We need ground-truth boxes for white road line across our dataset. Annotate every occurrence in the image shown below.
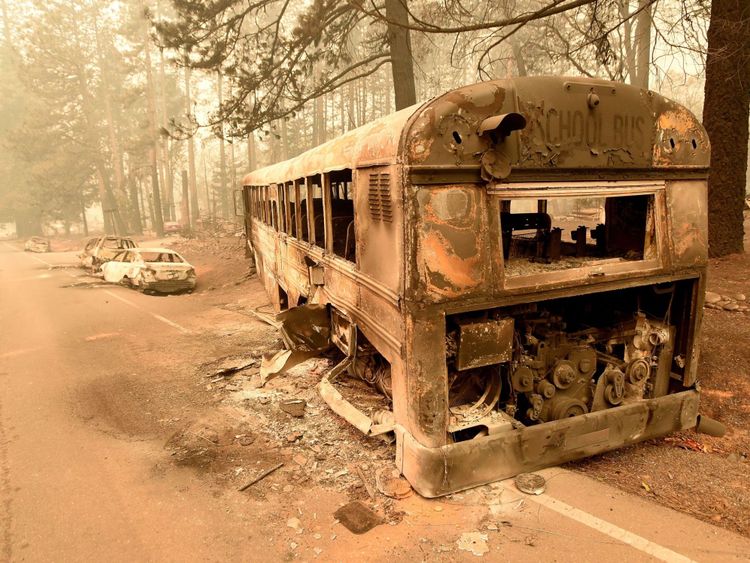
[0,347,42,360]
[103,290,191,334]
[530,494,696,563]
[151,313,192,334]
[26,254,55,268]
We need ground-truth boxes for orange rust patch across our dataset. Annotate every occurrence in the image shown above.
[420,230,482,293]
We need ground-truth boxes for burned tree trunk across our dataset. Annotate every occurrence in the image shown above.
[143,14,164,237]
[247,132,256,172]
[385,0,416,110]
[217,71,229,219]
[702,0,750,256]
[158,47,175,223]
[184,54,199,227]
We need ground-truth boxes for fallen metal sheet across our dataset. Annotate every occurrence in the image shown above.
[211,356,259,377]
[317,357,395,437]
[276,304,331,352]
[259,349,317,386]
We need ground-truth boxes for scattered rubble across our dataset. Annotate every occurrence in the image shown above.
[176,347,397,516]
[456,532,489,557]
[374,467,413,499]
[704,291,750,313]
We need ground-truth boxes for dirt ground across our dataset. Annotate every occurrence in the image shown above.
[34,224,750,543]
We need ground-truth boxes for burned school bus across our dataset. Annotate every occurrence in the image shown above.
[241,76,716,497]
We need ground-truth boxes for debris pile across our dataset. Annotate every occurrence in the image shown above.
[704,291,749,313]
[181,349,407,523]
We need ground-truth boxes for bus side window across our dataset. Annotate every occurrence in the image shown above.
[298,179,309,242]
[310,174,324,250]
[287,182,296,237]
[329,169,355,262]
[262,186,269,225]
[258,186,266,223]
[276,184,286,233]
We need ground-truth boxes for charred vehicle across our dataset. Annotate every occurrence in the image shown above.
[24,236,50,253]
[79,235,137,272]
[240,76,716,497]
[101,247,196,294]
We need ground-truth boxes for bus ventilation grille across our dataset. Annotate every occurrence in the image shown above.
[368,173,392,223]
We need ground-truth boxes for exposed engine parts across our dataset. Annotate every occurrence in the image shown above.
[515,313,672,424]
[445,302,676,439]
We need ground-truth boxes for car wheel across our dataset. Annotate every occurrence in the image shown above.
[135,273,148,293]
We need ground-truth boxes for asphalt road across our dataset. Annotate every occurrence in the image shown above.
[0,243,253,561]
[1,241,749,562]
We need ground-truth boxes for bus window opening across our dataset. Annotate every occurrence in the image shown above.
[329,169,355,262]
[500,193,656,276]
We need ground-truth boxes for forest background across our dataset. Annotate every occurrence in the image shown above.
[0,0,747,256]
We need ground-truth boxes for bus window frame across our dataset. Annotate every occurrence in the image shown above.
[306,175,317,247]
[283,181,293,236]
[261,186,267,224]
[293,180,302,239]
[250,187,256,220]
[271,185,279,231]
[275,183,286,233]
[492,181,666,289]
[322,173,334,254]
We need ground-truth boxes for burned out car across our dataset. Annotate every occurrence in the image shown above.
[240,76,718,497]
[79,235,137,272]
[24,236,50,253]
[101,247,196,294]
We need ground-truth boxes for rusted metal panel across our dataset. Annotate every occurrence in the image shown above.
[404,313,449,448]
[397,390,699,497]
[666,180,709,267]
[411,185,490,302]
[354,165,403,295]
[653,103,711,168]
[456,318,514,371]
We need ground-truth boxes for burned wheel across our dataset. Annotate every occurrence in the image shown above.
[132,273,148,293]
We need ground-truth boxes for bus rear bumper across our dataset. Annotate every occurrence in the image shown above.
[395,390,699,498]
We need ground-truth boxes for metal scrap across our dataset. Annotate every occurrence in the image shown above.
[514,473,546,496]
[238,462,284,492]
[333,501,383,535]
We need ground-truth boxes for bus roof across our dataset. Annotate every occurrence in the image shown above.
[243,76,709,186]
